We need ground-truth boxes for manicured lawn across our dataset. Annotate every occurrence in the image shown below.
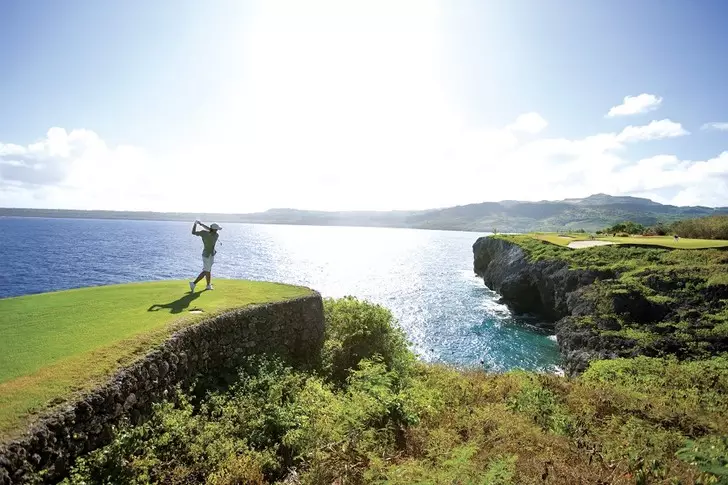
[0,279,312,439]
[531,233,589,247]
[529,233,728,249]
[595,235,728,249]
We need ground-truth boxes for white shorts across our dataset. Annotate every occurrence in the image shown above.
[202,255,215,272]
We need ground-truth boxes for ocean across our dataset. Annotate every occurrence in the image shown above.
[0,217,560,372]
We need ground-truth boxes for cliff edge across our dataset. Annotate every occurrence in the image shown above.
[473,235,728,375]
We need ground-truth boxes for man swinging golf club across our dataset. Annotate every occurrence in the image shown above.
[189,220,221,292]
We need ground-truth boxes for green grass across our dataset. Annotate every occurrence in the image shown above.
[531,233,588,246]
[596,235,728,249]
[0,279,312,439]
[530,232,728,249]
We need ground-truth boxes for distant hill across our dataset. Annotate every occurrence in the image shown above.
[2,194,728,232]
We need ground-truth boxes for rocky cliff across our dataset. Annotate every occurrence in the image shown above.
[472,237,604,323]
[472,236,667,375]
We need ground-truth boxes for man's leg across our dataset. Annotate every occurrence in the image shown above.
[193,272,206,284]
[203,255,214,289]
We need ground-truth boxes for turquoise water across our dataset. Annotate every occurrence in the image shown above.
[0,218,560,372]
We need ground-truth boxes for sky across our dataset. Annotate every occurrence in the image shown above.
[1,0,728,212]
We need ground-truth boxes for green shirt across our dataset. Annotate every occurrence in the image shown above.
[195,230,219,257]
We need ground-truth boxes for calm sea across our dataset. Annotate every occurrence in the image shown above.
[0,217,560,372]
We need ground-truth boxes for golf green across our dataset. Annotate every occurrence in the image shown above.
[0,279,312,438]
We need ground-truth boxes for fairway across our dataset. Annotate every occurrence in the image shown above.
[595,235,728,248]
[531,233,588,246]
[0,279,312,438]
[530,233,728,249]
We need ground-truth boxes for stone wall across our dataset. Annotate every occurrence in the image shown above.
[0,293,325,485]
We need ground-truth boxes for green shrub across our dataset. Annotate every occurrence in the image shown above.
[644,223,668,236]
[321,296,414,385]
[676,436,728,481]
[672,215,728,240]
[603,221,646,235]
[61,390,278,484]
[506,373,573,435]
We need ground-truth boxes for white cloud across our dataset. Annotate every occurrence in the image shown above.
[506,112,548,134]
[0,128,105,187]
[616,119,689,142]
[2,114,726,211]
[701,122,728,131]
[0,128,205,212]
[606,93,663,117]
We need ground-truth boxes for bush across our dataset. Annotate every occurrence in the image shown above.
[672,215,728,240]
[603,221,645,235]
[676,436,728,480]
[321,296,414,385]
[643,222,668,236]
[63,355,427,485]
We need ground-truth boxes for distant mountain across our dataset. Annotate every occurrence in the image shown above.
[2,194,728,232]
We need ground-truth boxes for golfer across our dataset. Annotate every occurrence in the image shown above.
[189,220,221,291]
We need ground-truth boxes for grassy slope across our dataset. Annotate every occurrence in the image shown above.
[0,279,311,439]
[531,232,728,249]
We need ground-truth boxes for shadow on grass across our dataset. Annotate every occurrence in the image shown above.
[148,291,205,314]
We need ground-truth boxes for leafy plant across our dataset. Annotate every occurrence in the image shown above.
[676,436,728,482]
[321,295,414,385]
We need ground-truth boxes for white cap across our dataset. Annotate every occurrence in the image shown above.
[210,223,222,230]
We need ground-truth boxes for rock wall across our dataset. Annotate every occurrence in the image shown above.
[473,237,624,375]
[0,293,325,485]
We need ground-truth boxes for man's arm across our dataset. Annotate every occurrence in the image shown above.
[192,220,210,235]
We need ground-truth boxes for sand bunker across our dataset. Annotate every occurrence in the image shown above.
[568,240,615,249]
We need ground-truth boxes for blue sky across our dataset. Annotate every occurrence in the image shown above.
[1,0,727,211]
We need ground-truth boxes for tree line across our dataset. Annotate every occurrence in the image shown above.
[598,215,728,240]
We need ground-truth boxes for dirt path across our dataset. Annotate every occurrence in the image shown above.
[567,240,615,249]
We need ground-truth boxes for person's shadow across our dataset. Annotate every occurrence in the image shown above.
[148,291,204,314]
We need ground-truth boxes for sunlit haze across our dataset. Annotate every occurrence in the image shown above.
[1,0,727,212]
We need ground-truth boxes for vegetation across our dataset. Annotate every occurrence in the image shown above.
[598,215,728,243]
[55,298,728,484]
[497,234,728,365]
[672,215,728,240]
[0,280,311,439]
[601,221,646,235]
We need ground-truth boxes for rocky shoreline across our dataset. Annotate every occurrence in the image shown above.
[472,236,682,375]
